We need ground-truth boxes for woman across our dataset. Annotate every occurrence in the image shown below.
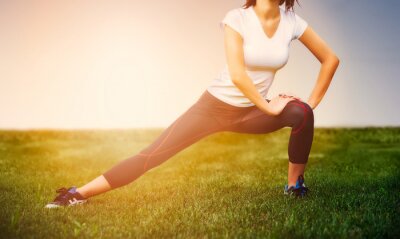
[45,0,339,208]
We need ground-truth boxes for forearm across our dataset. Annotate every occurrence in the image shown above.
[307,57,340,109]
[232,73,272,115]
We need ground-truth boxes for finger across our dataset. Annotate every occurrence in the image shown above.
[292,96,301,100]
[285,93,301,101]
[286,97,296,102]
[283,92,298,98]
[280,93,301,101]
[279,97,292,103]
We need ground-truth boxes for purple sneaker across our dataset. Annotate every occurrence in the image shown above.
[45,186,87,208]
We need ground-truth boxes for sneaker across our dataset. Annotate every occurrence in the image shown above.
[284,175,309,197]
[45,186,87,208]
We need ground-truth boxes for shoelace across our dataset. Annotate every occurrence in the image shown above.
[296,175,305,188]
[54,187,71,202]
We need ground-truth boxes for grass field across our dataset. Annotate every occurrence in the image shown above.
[0,127,399,238]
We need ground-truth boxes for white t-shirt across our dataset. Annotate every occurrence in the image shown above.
[206,5,308,107]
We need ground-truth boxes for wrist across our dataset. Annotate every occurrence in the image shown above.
[262,102,275,116]
[307,101,316,110]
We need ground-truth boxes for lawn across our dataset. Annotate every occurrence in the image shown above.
[0,127,399,238]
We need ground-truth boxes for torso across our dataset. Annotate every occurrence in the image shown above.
[243,6,291,71]
[207,6,303,107]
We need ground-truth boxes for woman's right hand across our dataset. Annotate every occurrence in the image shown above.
[264,94,298,116]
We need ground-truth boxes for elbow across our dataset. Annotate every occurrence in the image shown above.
[230,72,246,86]
[232,77,246,88]
[332,54,340,66]
[323,54,340,67]
[231,75,243,86]
[231,77,241,86]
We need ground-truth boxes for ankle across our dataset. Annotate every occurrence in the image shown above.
[287,183,296,188]
[76,188,88,199]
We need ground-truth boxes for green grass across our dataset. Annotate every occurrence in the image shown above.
[0,127,399,238]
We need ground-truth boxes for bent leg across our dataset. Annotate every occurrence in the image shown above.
[227,99,314,186]
[227,99,314,164]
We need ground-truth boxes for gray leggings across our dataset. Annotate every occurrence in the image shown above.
[103,90,314,189]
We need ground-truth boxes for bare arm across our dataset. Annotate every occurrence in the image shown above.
[298,26,340,109]
[222,24,276,115]
[223,24,270,112]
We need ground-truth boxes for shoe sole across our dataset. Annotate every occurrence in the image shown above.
[44,199,87,209]
[284,188,308,197]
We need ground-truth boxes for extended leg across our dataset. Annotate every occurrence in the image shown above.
[77,101,223,198]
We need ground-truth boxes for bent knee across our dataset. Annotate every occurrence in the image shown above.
[284,101,313,126]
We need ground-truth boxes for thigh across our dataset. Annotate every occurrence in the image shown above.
[227,100,302,134]
[139,97,223,159]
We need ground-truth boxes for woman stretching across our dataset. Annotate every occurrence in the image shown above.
[45,0,339,208]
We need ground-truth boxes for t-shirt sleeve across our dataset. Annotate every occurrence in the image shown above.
[219,9,244,37]
[292,13,308,40]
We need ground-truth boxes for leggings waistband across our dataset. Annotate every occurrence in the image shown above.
[197,90,255,112]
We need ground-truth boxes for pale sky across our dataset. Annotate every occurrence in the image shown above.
[0,0,399,129]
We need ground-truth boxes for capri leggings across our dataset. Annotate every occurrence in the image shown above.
[103,89,314,189]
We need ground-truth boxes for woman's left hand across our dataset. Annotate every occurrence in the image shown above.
[279,92,317,110]
[278,92,302,101]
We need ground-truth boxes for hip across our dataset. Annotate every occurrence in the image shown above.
[189,89,261,126]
